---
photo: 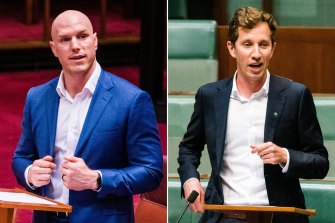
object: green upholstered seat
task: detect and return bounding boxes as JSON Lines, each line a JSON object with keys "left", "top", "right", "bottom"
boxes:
{"left": 313, "top": 95, "right": 335, "bottom": 179}
{"left": 168, "top": 0, "right": 188, "bottom": 19}
{"left": 168, "top": 95, "right": 211, "bottom": 176}
{"left": 168, "top": 95, "right": 195, "bottom": 138}
{"left": 301, "top": 181, "right": 335, "bottom": 223}
{"left": 168, "top": 59, "right": 218, "bottom": 93}
{"left": 168, "top": 20, "right": 217, "bottom": 59}
{"left": 313, "top": 95, "right": 335, "bottom": 141}
{"left": 168, "top": 20, "right": 218, "bottom": 93}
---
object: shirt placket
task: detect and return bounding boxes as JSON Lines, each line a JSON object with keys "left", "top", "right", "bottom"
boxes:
{"left": 247, "top": 98, "right": 260, "bottom": 204}
{"left": 66, "top": 98, "right": 80, "bottom": 156}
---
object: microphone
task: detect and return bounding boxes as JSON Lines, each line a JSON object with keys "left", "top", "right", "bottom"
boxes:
{"left": 176, "top": 190, "right": 199, "bottom": 223}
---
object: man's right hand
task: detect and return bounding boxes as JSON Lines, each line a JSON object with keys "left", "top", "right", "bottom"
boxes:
{"left": 183, "top": 178, "right": 205, "bottom": 213}
{"left": 28, "top": 155, "right": 56, "bottom": 187}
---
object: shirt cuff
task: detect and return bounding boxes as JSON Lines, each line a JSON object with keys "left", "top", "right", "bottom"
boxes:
{"left": 279, "top": 148, "right": 290, "bottom": 173}
{"left": 24, "top": 164, "right": 37, "bottom": 190}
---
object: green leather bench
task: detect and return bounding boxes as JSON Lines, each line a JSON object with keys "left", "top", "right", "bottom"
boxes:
{"left": 168, "top": 0, "right": 188, "bottom": 19}
{"left": 301, "top": 180, "right": 335, "bottom": 223}
{"left": 168, "top": 20, "right": 218, "bottom": 93}
{"left": 313, "top": 95, "right": 335, "bottom": 179}
{"left": 168, "top": 178, "right": 335, "bottom": 223}
{"left": 168, "top": 95, "right": 211, "bottom": 176}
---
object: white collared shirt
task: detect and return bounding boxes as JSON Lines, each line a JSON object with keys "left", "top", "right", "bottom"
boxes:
{"left": 25, "top": 62, "right": 101, "bottom": 204}
{"left": 184, "top": 70, "right": 290, "bottom": 204}
{"left": 220, "top": 71, "right": 270, "bottom": 205}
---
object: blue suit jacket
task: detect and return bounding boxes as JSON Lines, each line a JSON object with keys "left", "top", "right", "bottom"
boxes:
{"left": 12, "top": 70, "right": 163, "bottom": 223}
{"left": 178, "top": 75, "right": 329, "bottom": 223}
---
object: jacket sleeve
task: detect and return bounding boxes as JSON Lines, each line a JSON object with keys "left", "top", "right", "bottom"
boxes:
{"left": 285, "top": 87, "right": 329, "bottom": 179}
{"left": 177, "top": 88, "right": 206, "bottom": 190}
{"left": 97, "top": 91, "right": 163, "bottom": 198}
{"left": 12, "top": 89, "right": 40, "bottom": 192}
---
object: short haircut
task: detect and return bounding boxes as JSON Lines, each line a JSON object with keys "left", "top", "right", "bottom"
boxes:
{"left": 228, "top": 7, "right": 277, "bottom": 46}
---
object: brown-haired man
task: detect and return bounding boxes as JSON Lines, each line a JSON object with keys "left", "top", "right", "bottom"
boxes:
{"left": 178, "top": 6, "right": 328, "bottom": 223}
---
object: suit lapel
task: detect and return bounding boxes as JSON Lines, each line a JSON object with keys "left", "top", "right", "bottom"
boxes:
{"left": 75, "top": 70, "right": 113, "bottom": 156}
{"left": 264, "top": 75, "right": 288, "bottom": 142}
{"left": 214, "top": 78, "right": 233, "bottom": 172}
{"left": 46, "top": 78, "right": 60, "bottom": 156}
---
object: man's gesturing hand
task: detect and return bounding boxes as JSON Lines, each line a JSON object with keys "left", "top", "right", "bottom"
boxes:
{"left": 251, "top": 142, "right": 287, "bottom": 165}
{"left": 183, "top": 179, "right": 205, "bottom": 213}
{"left": 28, "top": 155, "right": 56, "bottom": 187}
{"left": 61, "top": 156, "right": 99, "bottom": 191}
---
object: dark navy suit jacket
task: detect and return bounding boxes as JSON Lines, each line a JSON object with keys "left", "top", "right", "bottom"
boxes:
{"left": 13, "top": 70, "right": 163, "bottom": 223}
{"left": 178, "top": 75, "right": 329, "bottom": 223}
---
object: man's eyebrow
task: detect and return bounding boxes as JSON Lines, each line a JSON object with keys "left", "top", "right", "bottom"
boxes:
{"left": 57, "top": 30, "right": 89, "bottom": 37}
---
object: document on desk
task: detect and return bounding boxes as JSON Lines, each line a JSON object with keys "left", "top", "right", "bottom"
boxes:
{"left": 0, "top": 192, "right": 56, "bottom": 205}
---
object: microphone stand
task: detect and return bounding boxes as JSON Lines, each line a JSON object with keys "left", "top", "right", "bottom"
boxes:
{"left": 176, "top": 190, "right": 199, "bottom": 223}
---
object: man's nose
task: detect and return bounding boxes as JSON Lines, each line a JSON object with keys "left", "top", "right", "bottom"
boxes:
{"left": 251, "top": 45, "right": 261, "bottom": 59}
{"left": 70, "top": 38, "right": 80, "bottom": 50}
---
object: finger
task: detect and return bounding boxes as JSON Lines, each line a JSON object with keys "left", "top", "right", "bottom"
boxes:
{"left": 62, "top": 160, "right": 79, "bottom": 171}
{"left": 64, "top": 156, "right": 81, "bottom": 162}
{"left": 33, "top": 159, "right": 56, "bottom": 169}
{"left": 250, "top": 144, "right": 266, "bottom": 153}
{"left": 34, "top": 158, "right": 56, "bottom": 169}
{"left": 250, "top": 144, "right": 257, "bottom": 153}
{"left": 189, "top": 200, "right": 201, "bottom": 212}
{"left": 42, "top": 155, "right": 53, "bottom": 162}
{"left": 61, "top": 167, "right": 70, "bottom": 177}
{"left": 33, "top": 180, "right": 51, "bottom": 187}
{"left": 258, "top": 145, "right": 277, "bottom": 157}
{"left": 194, "top": 198, "right": 204, "bottom": 213}
{"left": 37, "top": 173, "right": 52, "bottom": 181}
{"left": 62, "top": 161, "right": 70, "bottom": 169}
{"left": 32, "top": 166, "right": 54, "bottom": 174}
{"left": 258, "top": 152, "right": 279, "bottom": 164}
{"left": 32, "top": 173, "right": 52, "bottom": 186}
{"left": 43, "top": 156, "right": 56, "bottom": 169}
{"left": 251, "top": 142, "right": 273, "bottom": 153}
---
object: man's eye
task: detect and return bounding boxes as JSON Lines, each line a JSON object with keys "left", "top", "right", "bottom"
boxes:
{"left": 243, "top": 42, "right": 252, "bottom": 47}
{"left": 260, "top": 42, "right": 269, "bottom": 47}
{"left": 60, "top": 38, "right": 70, "bottom": 42}
{"left": 79, "top": 34, "right": 88, "bottom": 39}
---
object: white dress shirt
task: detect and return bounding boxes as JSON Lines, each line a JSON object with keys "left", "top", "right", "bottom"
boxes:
{"left": 184, "top": 71, "right": 290, "bottom": 203}
{"left": 220, "top": 71, "right": 270, "bottom": 205}
{"left": 25, "top": 62, "right": 101, "bottom": 204}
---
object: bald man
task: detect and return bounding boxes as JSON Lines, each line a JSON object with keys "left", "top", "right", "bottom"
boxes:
{"left": 12, "top": 10, "right": 163, "bottom": 223}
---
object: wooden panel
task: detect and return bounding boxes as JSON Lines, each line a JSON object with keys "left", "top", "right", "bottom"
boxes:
{"left": 204, "top": 204, "right": 316, "bottom": 216}
{"left": 217, "top": 26, "right": 335, "bottom": 93}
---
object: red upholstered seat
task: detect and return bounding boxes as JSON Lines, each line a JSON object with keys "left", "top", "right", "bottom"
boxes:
{"left": 135, "top": 155, "right": 167, "bottom": 222}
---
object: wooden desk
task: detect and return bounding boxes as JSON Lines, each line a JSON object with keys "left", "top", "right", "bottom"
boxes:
{"left": 0, "top": 188, "right": 71, "bottom": 223}
{"left": 204, "top": 204, "right": 315, "bottom": 223}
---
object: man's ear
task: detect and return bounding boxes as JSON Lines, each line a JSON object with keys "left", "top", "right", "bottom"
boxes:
{"left": 93, "top": 32, "right": 98, "bottom": 50}
{"left": 270, "top": 42, "right": 276, "bottom": 58}
{"left": 49, "top": 41, "right": 58, "bottom": 57}
{"left": 227, "top": 41, "right": 236, "bottom": 58}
